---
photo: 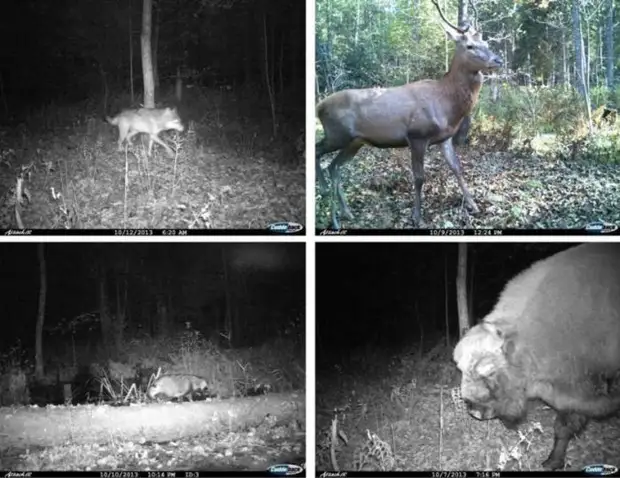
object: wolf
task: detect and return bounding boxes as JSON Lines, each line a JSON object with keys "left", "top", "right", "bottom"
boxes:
{"left": 147, "top": 374, "right": 209, "bottom": 402}
{"left": 106, "top": 107, "right": 184, "bottom": 157}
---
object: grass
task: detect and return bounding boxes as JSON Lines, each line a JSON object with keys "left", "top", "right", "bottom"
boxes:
{"left": 0, "top": 85, "right": 305, "bottom": 230}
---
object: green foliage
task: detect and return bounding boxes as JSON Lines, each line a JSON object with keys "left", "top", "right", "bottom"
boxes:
{"left": 471, "top": 85, "right": 619, "bottom": 163}
{"left": 473, "top": 84, "right": 620, "bottom": 162}
{"left": 316, "top": 0, "right": 451, "bottom": 94}
{"left": 591, "top": 86, "right": 612, "bottom": 107}
{"left": 574, "top": 129, "right": 620, "bottom": 163}
{"left": 469, "top": 114, "right": 513, "bottom": 151}
{"left": 590, "top": 86, "right": 620, "bottom": 110}
{"left": 614, "top": 87, "right": 620, "bottom": 108}
{"left": 474, "top": 86, "right": 585, "bottom": 146}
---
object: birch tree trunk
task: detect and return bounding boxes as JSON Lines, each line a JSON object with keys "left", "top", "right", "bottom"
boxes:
{"left": 605, "top": 0, "right": 615, "bottom": 89}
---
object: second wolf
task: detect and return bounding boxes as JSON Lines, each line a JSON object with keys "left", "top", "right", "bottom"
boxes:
{"left": 147, "top": 374, "right": 209, "bottom": 402}
{"left": 106, "top": 107, "right": 184, "bottom": 157}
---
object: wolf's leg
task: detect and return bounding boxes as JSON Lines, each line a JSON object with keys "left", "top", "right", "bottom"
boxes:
{"left": 149, "top": 134, "right": 174, "bottom": 157}
{"left": 124, "top": 131, "right": 140, "bottom": 151}
{"left": 118, "top": 124, "right": 130, "bottom": 151}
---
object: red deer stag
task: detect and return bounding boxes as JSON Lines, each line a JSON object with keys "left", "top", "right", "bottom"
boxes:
{"left": 316, "top": 0, "right": 502, "bottom": 229}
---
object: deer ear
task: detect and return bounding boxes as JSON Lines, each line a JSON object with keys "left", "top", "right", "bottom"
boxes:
{"left": 472, "top": 31, "right": 482, "bottom": 41}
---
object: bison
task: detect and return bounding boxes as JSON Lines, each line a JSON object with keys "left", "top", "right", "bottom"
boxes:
{"left": 453, "top": 243, "right": 620, "bottom": 470}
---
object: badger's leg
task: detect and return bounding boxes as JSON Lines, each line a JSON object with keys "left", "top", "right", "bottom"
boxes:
{"left": 542, "top": 412, "right": 588, "bottom": 470}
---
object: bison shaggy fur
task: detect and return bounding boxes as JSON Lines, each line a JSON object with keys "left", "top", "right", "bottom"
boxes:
{"left": 453, "top": 244, "right": 620, "bottom": 470}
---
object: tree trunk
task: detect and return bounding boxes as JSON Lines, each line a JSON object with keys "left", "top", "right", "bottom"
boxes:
{"left": 141, "top": 0, "right": 155, "bottom": 107}
{"left": 572, "top": 0, "right": 586, "bottom": 97}
{"left": 571, "top": 0, "right": 592, "bottom": 131}
{"left": 467, "top": 252, "right": 475, "bottom": 320}
{"left": 585, "top": 15, "right": 590, "bottom": 94}
{"left": 262, "top": 11, "right": 278, "bottom": 137}
{"left": 35, "top": 244, "right": 47, "bottom": 380}
{"left": 222, "top": 247, "right": 234, "bottom": 347}
{"left": 99, "top": 266, "right": 112, "bottom": 356}
{"left": 444, "top": 252, "right": 449, "bottom": 345}
{"left": 457, "top": 244, "right": 469, "bottom": 338}
{"left": 128, "top": 0, "right": 134, "bottom": 102}
{"left": 457, "top": 0, "right": 468, "bottom": 27}
{"left": 114, "top": 262, "right": 128, "bottom": 352}
{"left": 354, "top": 0, "right": 360, "bottom": 46}
{"left": 152, "top": 0, "right": 160, "bottom": 92}
{"left": 562, "top": 30, "right": 569, "bottom": 87}
{"left": 605, "top": 0, "right": 615, "bottom": 89}
{"left": 412, "top": 0, "right": 421, "bottom": 43}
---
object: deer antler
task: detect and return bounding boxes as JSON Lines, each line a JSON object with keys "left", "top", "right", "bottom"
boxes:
{"left": 431, "top": 0, "right": 468, "bottom": 34}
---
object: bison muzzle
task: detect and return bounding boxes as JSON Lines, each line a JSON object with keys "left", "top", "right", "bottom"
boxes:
{"left": 453, "top": 244, "right": 620, "bottom": 470}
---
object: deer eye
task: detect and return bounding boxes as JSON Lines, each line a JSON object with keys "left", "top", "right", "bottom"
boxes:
{"left": 467, "top": 45, "right": 474, "bottom": 50}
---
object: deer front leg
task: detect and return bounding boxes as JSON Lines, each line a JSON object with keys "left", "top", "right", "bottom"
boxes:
{"left": 440, "top": 139, "right": 480, "bottom": 214}
{"left": 407, "top": 137, "right": 429, "bottom": 227}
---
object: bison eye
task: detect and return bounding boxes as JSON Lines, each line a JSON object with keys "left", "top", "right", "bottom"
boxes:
{"left": 463, "top": 398, "right": 475, "bottom": 408}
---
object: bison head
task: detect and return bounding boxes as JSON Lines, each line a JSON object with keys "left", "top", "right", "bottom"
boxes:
{"left": 453, "top": 244, "right": 620, "bottom": 470}
{"left": 453, "top": 322, "right": 529, "bottom": 429}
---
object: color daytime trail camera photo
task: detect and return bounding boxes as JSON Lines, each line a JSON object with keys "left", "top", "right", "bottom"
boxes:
{"left": 0, "top": 243, "right": 305, "bottom": 473}
{"left": 0, "top": 0, "right": 305, "bottom": 231}
{"left": 315, "top": 0, "right": 620, "bottom": 233}
{"left": 316, "top": 243, "right": 620, "bottom": 472}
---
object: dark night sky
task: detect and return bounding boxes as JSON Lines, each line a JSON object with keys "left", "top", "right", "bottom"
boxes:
{"left": 0, "top": 243, "right": 304, "bottom": 352}
{"left": 0, "top": 0, "right": 304, "bottom": 117}
{"left": 316, "top": 242, "right": 577, "bottom": 368}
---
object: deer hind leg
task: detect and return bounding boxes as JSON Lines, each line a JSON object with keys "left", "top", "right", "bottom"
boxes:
{"left": 315, "top": 138, "right": 331, "bottom": 194}
{"left": 327, "top": 143, "right": 362, "bottom": 229}
{"left": 407, "top": 137, "right": 428, "bottom": 227}
{"left": 440, "top": 139, "right": 480, "bottom": 214}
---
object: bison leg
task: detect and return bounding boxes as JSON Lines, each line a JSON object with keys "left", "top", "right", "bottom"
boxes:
{"left": 542, "top": 412, "right": 588, "bottom": 470}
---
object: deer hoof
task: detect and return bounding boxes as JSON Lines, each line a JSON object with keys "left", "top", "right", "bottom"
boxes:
{"left": 469, "top": 203, "right": 481, "bottom": 214}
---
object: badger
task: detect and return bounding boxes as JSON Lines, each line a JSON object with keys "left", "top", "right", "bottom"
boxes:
{"left": 147, "top": 374, "right": 209, "bottom": 402}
